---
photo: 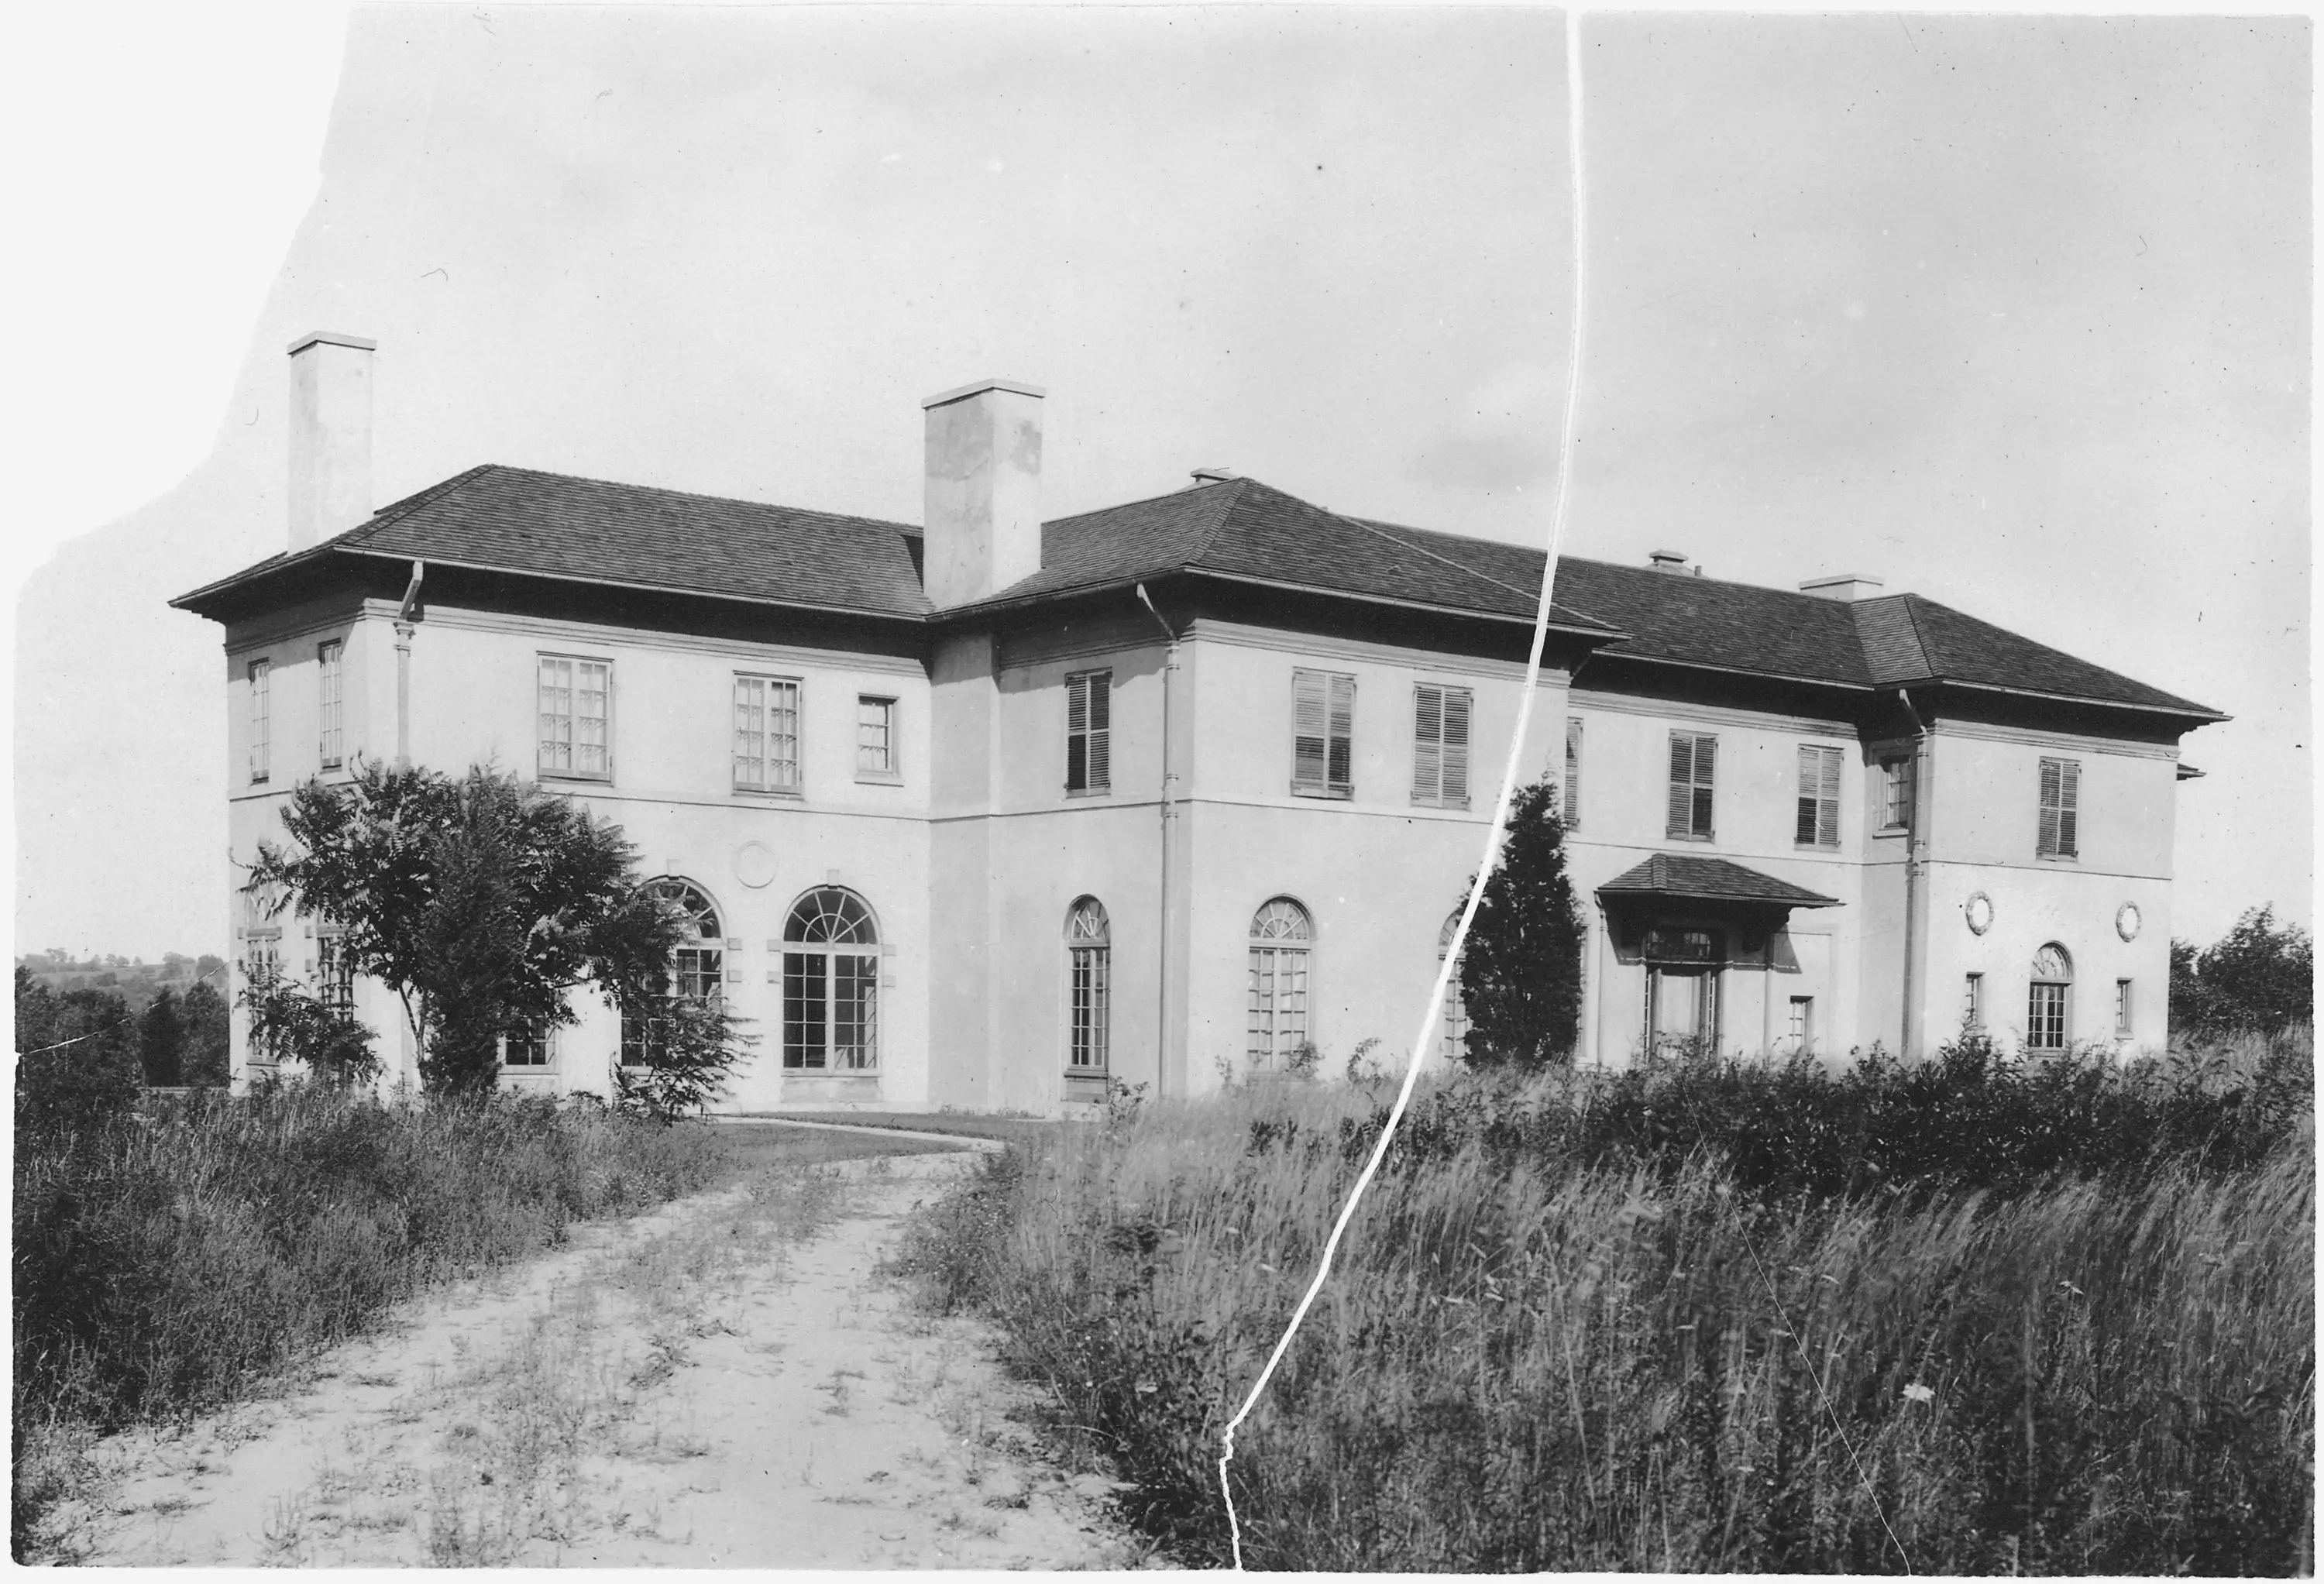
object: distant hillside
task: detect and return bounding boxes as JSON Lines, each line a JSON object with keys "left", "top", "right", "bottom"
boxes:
{"left": 15, "top": 952, "right": 226, "bottom": 1015}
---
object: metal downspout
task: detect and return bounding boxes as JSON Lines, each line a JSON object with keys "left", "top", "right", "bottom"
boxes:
{"left": 1897, "top": 687, "right": 1930, "bottom": 1059}
{"left": 1136, "top": 584, "right": 1179, "bottom": 1098}
{"left": 393, "top": 560, "right": 425, "bottom": 768}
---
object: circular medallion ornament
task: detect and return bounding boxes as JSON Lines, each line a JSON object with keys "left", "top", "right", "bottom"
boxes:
{"left": 732, "top": 840, "right": 778, "bottom": 890}
{"left": 1964, "top": 892, "right": 1995, "bottom": 936}
{"left": 2116, "top": 902, "right": 2143, "bottom": 943}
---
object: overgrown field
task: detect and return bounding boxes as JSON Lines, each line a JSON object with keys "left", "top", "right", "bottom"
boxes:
{"left": 12, "top": 1087, "right": 735, "bottom": 1561}
{"left": 891, "top": 1033, "right": 2315, "bottom": 1573}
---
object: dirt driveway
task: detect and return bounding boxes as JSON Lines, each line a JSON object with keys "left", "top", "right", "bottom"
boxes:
{"left": 74, "top": 1133, "right": 1147, "bottom": 1568}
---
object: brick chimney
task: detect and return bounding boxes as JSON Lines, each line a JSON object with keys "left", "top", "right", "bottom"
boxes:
{"left": 287, "top": 332, "right": 376, "bottom": 552}
{"left": 1648, "top": 549, "right": 1690, "bottom": 574}
{"left": 1799, "top": 573, "right": 1886, "bottom": 602}
{"left": 922, "top": 377, "right": 1044, "bottom": 607}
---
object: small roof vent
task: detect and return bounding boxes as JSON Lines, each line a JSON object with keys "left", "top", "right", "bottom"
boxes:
{"left": 1190, "top": 466, "right": 1239, "bottom": 486}
{"left": 1798, "top": 573, "right": 1886, "bottom": 603}
{"left": 1648, "top": 549, "right": 1690, "bottom": 574}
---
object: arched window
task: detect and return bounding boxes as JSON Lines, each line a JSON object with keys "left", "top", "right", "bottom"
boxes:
{"left": 1246, "top": 897, "right": 1313, "bottom": 1070}
{"left": 1066, "top": 898, "right": 1111, "bottom": 1072}
{"left": 784, "top": 888, "right": 879, "bottom": 1070}
{"left": 1438, "top": 910, "right": 1470, "bottom": 1063}
{"left": 622, "top": 880, "right": 724, "bottom": 1067}
{"left": 2027, "top": 942, "right": 2073, "bottom": 1052}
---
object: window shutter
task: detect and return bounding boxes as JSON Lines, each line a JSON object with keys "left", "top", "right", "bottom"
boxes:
{"left": 1666, "top": 734, "right": 1694, "bottom": 837}
{"left": 1817, "top": 747, "right": 1841, "bottom": 847}
{"left": 733, "top": 675, "right": 761, "bottom": 788}
{"left": 1327, "top": 674, "right": 1355, "bottom": 792}
{"left": 1795, "top": 744, "right": 1820, "bottom": 845}
{"left": 1411, "top": 686, "right": 1442, "bottom": 802}
{"left": 1065, "top": 672, "right": 1089, "bottom": 791}
{"left": 2056, "top": 758, "right": 2079, "bottom": 857}
{"left": 1087, "top": 672, "right": 1111, "bottom": 790}
{"left": 1442, "top": 689, "right": 1470, "bottom": 806}
{"left": 1564, "top": 716, "right": 1582, "bottom": 830}
{"left": 1690, "top": 734, "right": 1716, "bottom": 837}
{"left": 2037, "top": 758, "right": 2062, "bottom": 856}
{"left": 1293, "top": 671, "right": 1328, "bottom": 789}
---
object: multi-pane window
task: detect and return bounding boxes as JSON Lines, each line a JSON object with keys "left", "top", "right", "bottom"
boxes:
{"left": 1795, "top": 744, "right": 1842, "bottom": 847}
{"left": 858, "top": 696, "right": 897, "bottom": 777}
{"left": 1563, "top": 716, "right": 1583, "bottom": 830}
{"left": 1882, "top": 757, "right": 1914, "bottom": 831}
{"left": 1666, "top": 732, "right": 1717, "bottom": 840}
{"left": 1065, "top": 670, "right": 1112, "bottom": 793}
{"left": 2027, "top": 942, "right": 2072, "bottom": 1051}
{"left": 621, "top": 881, "right": 722, "bottom": 1067}
{"left": 500, "top": 1023, "right": 553, "bottom": 1068}
{"left": 2115, "top": 978, "right": 2134, "bottom": 1039}
{"left": 1437, "top": 910, "right": 1469, "bottom": 1063}
{"left": 1964, "top": 971, "right": 1985, "bottom": 1030}
{"left": 1247, "top": 897, "right": 1314, "bottom": 1068}
{"left": 2037, "top": 757, "right": 2081, "bottom": 859}
{"left": 1788, "top": 995, "right": 1814, "bottom": 1053}
{"left": 1291, "top": 670, "right": 1356, "bottom": 798}
{"left": 316, "top": 930, "right": 354, "bottom": 1016}
{"left": 1411, "top": 684, "right": 1472, "bottom": 808}
{"left": 733, "top": 675, "right": 802, "bottom": 792}
{"left": 248, "top": 659, "right": 272, "bottom": 784}
{"left": 241, "top": 880, "right": 284, "bottom": 988}
{"left": 538, "top": 656, "right": 611, "bottom": 780}
{"left": 1067, "top": 897, "right": 1111, "bottom": 1071}
{"left": 318, "top": 641, "right": 344, "bottom": 769}
{"left": 783, "top": 887, "right": 880, "bottom": 1070}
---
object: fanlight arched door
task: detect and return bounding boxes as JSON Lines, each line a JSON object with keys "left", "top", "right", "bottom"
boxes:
{"left": 2027, "top": 942, "right": 2073, "bottom": 1051}
{"left": 623, "top": 880, "right": 724, "bottom": 1066}
{"left": 1438, "top": 910, "right": 1470, "bottom": 1063}
{"left": 1066, "top": 898, "right": 1111, "bottom": 1072}
{"left": 1246, "top": 897, "right": 1313, "bottom": 1070}
{"left": 784, "top": 888, "right": 880, "bottom": 1070}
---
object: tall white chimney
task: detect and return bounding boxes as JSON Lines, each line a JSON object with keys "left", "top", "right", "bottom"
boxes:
{"left": 922, "top": 377, "right": 1044, "bottom": 607}
{"left": 287, "top": 332, "right": 376, "bottom": 552}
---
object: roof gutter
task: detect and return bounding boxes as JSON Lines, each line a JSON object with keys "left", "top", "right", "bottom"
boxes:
{"left": 1135, "top": 582, "right": 1181, "bottom": 1099}
{"left": 1897, "top": 687, "right": 1931, "bottom": 1061}
{"left": 394, "top": 560, "right": 425, "bottom": 768}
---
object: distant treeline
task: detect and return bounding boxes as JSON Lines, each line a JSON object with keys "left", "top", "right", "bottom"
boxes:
{"left": 15, "top": 968, "right": 230, "bottom": 1113}
{"left": 14, "top": 953, "right": 228, "bottom": 1019}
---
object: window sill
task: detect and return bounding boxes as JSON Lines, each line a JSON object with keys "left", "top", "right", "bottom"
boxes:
{"left": 1411, "top": 799, "right": 1473, "bottom": 813}
{"left": 734, "top": 784, "right": 804, "bottom": 800}
{"left": 2034, "top": 853, "right": 2080, "bottom": 864}
{"left": 1665, "top": 832, "right": 1717, "bottom": 844}
{"left": 1793, "top": 841, "right": 1841, "bottom": 852}
{"left": 1872, "top": 826, "right": 1910, "bottom": 839}
{"left": 1064, "top": 785, "right": 1112, "bottom": 799}
{"left": 854, "top": 769, "right": 904, "bottom": 786}
{"left": 538, "top": 771, "right": 613, "bottom": 786}
{"left": 1291, "top": 785, "right": 1353, "bottom": 800}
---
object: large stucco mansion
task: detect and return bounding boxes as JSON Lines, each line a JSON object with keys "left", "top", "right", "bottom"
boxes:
{"left": 174, "top": 332, "right": 2225, "bottom": 1111}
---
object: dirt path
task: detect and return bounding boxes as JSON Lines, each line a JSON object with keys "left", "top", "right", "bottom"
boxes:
{"left": 73, "top": 1143, "right": 1147, "bottom": 1568}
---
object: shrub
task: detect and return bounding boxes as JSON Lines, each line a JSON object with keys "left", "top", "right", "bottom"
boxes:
{"left": 1457, "top": 775, "right": 1584, "bottom": 1069}
{"left": 14, "top": 970, "right": 141, "bottom": 1136}
{"left": 2173, "top": 905, "right": 2315, "bottom": 1035}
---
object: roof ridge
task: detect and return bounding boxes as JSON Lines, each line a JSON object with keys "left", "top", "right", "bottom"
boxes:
{"left": 1043, "top": 476, "right": 1248, "bottom": 534}
{"left": 340, "top": 463, "right": 500, "bottom": 548}
{"left": 422, "top": 462, "right": 923, "bottom": 536}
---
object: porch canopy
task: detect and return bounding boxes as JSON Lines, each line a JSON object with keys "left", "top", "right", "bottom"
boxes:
{"left": 1596, "top": 853, "right": 1840, "bottom": 954}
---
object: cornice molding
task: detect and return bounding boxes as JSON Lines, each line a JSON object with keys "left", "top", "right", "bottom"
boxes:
{"left": 373, "top": 600, "right": 927, "bottom": 680}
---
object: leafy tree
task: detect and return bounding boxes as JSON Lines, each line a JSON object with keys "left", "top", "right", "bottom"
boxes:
{"left": 137, "top": 986, "right": 184, "bottom": 1087}
{"left": 1456, "top": 775, "right": 1585, "bottom": 1069}
{"left": 2171, "top": 905, "right": 2314, "bottom": 1035}
{"left": 239, "top": 974, "right": 380, "bottom": 1086}
{"left": 178, "top": 979, "right": 232, "bottom": 1087}
{"left": 247, "top": 758, "right": 744, "bottom": 1105}
{"left": 15, "top": 968, "right": 142, "bottom": 1133}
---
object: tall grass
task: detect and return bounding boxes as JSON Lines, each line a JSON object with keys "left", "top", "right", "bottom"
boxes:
{"left": 892, "top": 1033, "right": 2315, "bottom": 1572}
{"left": 12, "top": 1085, "right": 727, "bottom": 1560}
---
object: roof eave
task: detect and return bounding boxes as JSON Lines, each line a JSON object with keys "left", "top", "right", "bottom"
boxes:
{"left": 1597, "top": 885, "right": 1841, "bottom": 909}
{"left": 1584, "top": 648, "right": 1877, "bottom": 694}
{"left": 1914, "top": 675, "right": 2229, "bottom": 725}
{"left": 331, "top": 547, "right": 931, "bottom": 624}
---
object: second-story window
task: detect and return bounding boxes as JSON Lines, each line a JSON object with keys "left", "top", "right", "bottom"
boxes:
{"left": 247, "top": 658, "right": 271, "bottom": 784}
{"left": 318, "top": 641, "right": 344, "bottom": 769}
{"left": 538, "top": 656, "right": 611, "bottom": 780}
{"left": 1796, "top": 744, "right": 1841, "bottom": 847}
{"left": 1666, "top": 731, "right": 1716, "bottom": 840}
{"left": 2037, "top": 757, "right": 2081, "bottom": 859}
{"left": 1292, "top": 669, "right": 1355, "bottom": 799}
{"left": 1564, "top": 716, "right": 1583, "bottom": 830}
{"left": 734, "top": 674, "right": 802, "bottom": 792}
{"left": 1410, "top": 683, "right": 1471, "bottom": 808}
{"left": 857, "top": 696, "right": 897, "bottom": 778}
{"left": 1882, "top": 756, "right": 1914, "bottom": 831}
{"left": 1066, "top": 669, "right": 1111, "bottom": 793}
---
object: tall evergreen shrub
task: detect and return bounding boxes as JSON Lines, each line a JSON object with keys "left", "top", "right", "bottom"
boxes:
{"left": 1457, "top": 775, "right": 1585, "bottom": 1068}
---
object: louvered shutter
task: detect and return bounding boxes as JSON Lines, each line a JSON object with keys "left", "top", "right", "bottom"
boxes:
{"left": 1795, "top": 744, "right": 1820, "bottom": 845}
{"left": 1086, "top": 672, "right": 1111, "bottom": 789}
{"left": 1666, "top": 734, "right": 1694, "bottom": 837}
{"left": 2055, "top": 758, "right": 2078, "bottom": 857}
{"left": 1442, "top": 689, "right": 1470, "bottom": 806}
{"left": 1564, "top": 716, "right": 1582, "bottom": 830}
{"left": 1065, "top": 672, "right": 1089, "bottom": 791}
{"left": 1411, "top": 686, "right": 1442, "bottom": 802}
{"left": 2037, "top": 758, "right": 2061, "bottom": 856}
{"left": 1692, "top": 734, "right": 1717, "bottom": 837}
{"left": 1817, "top": 747, "right": 1841, "bottom": 847}
{"left": 1293, "top": 671, "right": 1328, "bottom": 789}
{"left": 1327, "top": 674, "right": 1355, "bottom": 792}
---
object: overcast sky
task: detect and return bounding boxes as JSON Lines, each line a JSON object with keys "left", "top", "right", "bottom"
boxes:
{"left": 11, "top": 5, "right": 2309, "bottom": 960}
